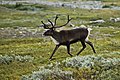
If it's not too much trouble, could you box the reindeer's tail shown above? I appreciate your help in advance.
[85,28,92,41]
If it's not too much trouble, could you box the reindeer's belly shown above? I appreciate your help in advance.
[51,36,79,45]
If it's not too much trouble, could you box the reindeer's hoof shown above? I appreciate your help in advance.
[68,53,73,57]
[76,53,79,56]
[49,58,52,61]
[49,58,56,61]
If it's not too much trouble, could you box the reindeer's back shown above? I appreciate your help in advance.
[59,28,88,42]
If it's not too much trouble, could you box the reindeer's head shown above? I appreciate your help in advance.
[43,29,54,36]
[40,15,72,36]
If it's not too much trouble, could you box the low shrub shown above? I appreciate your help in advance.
[63,55,120,69]
[0,55,34,64]
[63,55,120,79]
[21,55,120,80]
[21,63,74,80]
[102,5,112,8]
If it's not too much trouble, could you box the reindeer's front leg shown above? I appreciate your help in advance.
[49,45,60,60]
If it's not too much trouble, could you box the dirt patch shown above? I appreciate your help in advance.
[0,27,43,39]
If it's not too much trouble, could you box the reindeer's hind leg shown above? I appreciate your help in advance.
[77,41,86,56]
[85,41,96,53]
[66,43,73,57]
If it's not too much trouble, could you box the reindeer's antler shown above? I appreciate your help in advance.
[55,15,72,28]
[54,15,59,26]
[48,15,72,29]
[41,21,53,29]
[47,15,59,29]
[41,15,72,29]
[48,19,54,28]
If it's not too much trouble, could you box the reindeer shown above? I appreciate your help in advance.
[40,15,96,60]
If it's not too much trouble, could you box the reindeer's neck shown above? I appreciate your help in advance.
[51,31,61,45]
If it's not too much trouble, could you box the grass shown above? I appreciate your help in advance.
[0,27,120,79]
[1,3,120,28]
[0,2,120,80]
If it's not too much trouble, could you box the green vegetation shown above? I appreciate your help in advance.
[46,0,120,2]
[1,3,120,28]
[0,1,120,80]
